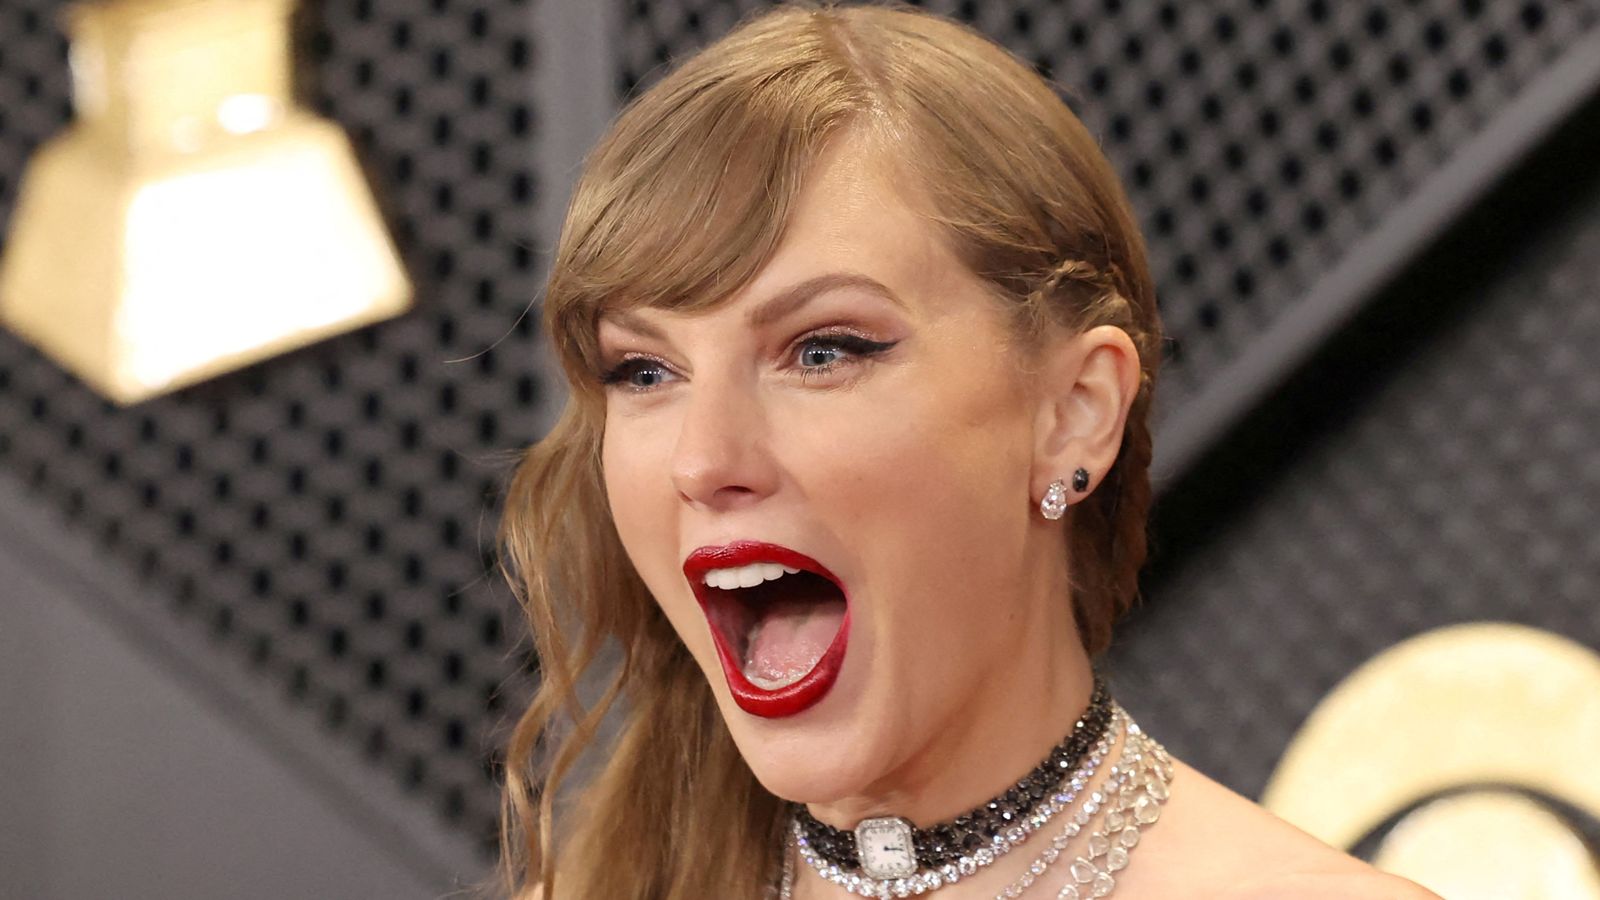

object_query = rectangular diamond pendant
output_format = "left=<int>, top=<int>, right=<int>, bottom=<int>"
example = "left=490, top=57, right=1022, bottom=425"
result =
left=855, top=816, right=918, bottom=879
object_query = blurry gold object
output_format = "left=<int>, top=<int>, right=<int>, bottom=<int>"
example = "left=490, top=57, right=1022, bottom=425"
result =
left=1374, top=790, right=1600, bottom=900
left=0, top=0, right=411, bottom=404
left=1263, top=622, right=1600, bottom=899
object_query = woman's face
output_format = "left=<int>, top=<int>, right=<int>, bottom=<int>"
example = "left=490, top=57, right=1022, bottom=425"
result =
left=597, top=137, right=1086, bottom=810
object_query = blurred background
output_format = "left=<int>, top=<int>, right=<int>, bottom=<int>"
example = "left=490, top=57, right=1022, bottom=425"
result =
left=1, top=1, right=1598, bottom=898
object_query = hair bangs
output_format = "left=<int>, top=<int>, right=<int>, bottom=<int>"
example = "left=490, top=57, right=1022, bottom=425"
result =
left=544, top=16, right=875, bottom=392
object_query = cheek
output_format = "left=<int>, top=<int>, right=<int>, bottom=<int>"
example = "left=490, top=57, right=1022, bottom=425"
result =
left=601, top=413, right=683, bottom=602
left=600, top=413, right=728, bottom=667
left=813, top=384, right=1031, bottom=722
left=794, top=358, right=1034, bottom=607
left=870, top=343, right=1027, bottom=500
left=599, top=420, right=640, bottom=538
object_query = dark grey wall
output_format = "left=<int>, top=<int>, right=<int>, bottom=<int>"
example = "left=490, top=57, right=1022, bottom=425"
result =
left=0, top=472, right=452, bottom=900
left=1109, top=100, right=1600, bottom=800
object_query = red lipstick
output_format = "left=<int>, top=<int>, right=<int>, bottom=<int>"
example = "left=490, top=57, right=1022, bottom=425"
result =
left=683, top=541, right=850, bottom=718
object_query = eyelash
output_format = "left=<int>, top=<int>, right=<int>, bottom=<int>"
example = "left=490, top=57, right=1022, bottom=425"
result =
left=599, top=332, right=898, bottom=392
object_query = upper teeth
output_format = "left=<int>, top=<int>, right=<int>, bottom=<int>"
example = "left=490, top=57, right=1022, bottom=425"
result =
left=703, top=562, right=802, bottom=590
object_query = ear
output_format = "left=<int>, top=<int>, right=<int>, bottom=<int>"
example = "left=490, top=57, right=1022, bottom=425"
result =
left=1031, top=324, right=1142, bottom=505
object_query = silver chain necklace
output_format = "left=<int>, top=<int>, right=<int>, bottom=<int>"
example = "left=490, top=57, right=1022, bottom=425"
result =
left=776, top=704, right=1171, bottom=900
left=1035, top=714, right=1169, bottom=899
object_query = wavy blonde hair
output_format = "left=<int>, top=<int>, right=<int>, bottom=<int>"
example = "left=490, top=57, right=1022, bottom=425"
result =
left=496, top=3, right=1163, bottom=897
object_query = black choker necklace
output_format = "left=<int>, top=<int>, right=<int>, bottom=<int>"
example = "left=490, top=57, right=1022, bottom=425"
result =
left=793, top=675, right=1113, bottom=877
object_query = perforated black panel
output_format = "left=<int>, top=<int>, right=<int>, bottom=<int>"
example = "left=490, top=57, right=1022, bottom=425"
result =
left=618, top=0, right=1600, bottom=410
left=0, top=0, right=542, bottom=855
left=1106, top=136, right=1600, bottom=803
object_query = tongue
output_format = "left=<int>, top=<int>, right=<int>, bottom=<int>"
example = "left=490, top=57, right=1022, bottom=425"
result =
left=744, top=597, right=846, bottom=686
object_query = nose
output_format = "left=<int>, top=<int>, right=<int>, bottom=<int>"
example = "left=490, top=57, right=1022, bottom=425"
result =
left=670, top=372, right=778, bottom=510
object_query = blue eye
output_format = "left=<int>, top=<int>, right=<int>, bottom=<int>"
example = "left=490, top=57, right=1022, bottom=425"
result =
left=600, top=357, right=675, bottom=391
left=799, top=343, right=847, bottom=368
left=629, top=366, right=666, bottom=388
left=795, top=334, right=897, bottom=373
left=599, top=334, right=898, bottom=392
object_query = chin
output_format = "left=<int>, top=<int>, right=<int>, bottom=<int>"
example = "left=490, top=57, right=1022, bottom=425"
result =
left=701, top=642, right=896, bottom=809
left=725, top=706, right=892, bottom=807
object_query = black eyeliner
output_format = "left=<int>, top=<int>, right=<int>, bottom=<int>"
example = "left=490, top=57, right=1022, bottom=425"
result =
left=804, top=333, right=899, bottom=355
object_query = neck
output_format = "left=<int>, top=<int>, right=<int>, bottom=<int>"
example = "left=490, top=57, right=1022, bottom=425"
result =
left=803, top=561, right=1098, bottom=830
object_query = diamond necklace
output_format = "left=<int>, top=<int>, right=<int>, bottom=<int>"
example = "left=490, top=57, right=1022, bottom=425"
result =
left=794, top=676, right=1113, bottom=879
left=1001, top=709, right=1170, bottom=900
left=790, top=707, right=1120, bottom=896
left=777, top=704, right=1172, bottom=900
left=789, top=710, right=1120, bottom=897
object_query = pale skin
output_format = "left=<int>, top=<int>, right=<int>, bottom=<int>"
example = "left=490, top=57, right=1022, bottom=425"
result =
left=593, top=133, right=1442, bottom=900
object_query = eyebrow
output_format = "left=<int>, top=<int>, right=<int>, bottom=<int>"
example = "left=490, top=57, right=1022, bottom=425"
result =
left=747, top=272, right=905, bottom=326
left=599, top=272, right=904, bottom=340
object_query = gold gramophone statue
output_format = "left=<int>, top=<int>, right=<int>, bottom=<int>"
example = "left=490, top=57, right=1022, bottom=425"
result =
left=0, top=0, right=411, bottom=404
left=1265, top=622, right=1600, bottom=899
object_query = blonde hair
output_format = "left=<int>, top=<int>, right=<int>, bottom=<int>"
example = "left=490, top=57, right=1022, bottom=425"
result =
left=496, top=4, right=1162, bottom=897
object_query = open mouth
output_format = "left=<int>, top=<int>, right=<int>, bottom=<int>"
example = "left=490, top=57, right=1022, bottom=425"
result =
left=703, top=566, right=847, bottom=689
left=684, top=542, right=851, bottom=718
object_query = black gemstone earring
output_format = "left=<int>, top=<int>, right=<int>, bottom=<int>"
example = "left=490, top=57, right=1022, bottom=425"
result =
left=1071, top=467, right=1090, bottom=492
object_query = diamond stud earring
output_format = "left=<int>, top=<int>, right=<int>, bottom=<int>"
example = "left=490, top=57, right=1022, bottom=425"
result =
left=1040, top=480, right=1069, bottom=520
left=1041, top=468, right=1093, bottom=520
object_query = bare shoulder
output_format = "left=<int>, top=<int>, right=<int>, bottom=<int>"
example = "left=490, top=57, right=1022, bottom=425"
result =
left=1216, top=867, right=1443, bottom=900
left=1124, top=754, right=1441, bottom=900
